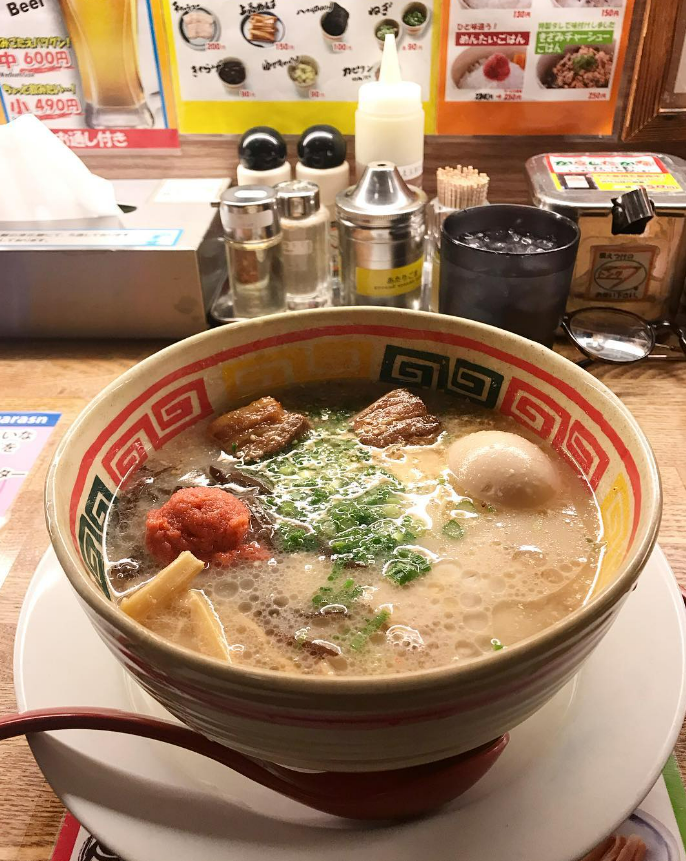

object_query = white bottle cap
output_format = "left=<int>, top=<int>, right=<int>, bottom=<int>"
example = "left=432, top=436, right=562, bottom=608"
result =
left=295, top=161, right=350, bottom=210
left=237, top=162, right=292, bottom=187
left=357, top=34, right=422, bottom=118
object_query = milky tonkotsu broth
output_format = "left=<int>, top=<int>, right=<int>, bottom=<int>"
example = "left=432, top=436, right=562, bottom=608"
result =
left=104, top=382, right=604, bottom=677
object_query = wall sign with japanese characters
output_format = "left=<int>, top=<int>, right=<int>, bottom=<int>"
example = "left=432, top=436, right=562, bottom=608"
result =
left=0, top=0, right=178, bottom=149
left=436, top=0, right=636, bottom=135
left=0, top=0, right=640, bottom=142
left=158, top=0, right=438, bottom=134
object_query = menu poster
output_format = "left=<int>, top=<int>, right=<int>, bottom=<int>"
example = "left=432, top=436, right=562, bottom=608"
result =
left=0, top=0, right=178, bottom=149
left=0, top=411, right=59, bottom=537
left=436, top=0, right=635, bottom=135
left=158, top=0, right=439, bottom=134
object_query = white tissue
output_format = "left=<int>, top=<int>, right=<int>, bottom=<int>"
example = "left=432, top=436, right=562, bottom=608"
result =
left=0, top=114, right=120, bottom=221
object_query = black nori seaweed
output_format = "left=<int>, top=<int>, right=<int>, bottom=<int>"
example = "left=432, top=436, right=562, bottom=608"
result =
left=322, top=2, right=349, bottom=36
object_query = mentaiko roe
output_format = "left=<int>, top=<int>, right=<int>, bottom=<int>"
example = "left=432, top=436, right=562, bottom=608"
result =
left=145, top=486, right=252, bottom=566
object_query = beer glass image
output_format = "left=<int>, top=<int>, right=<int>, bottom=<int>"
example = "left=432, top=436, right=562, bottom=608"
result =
left=59, top=0, right=154, bottom=128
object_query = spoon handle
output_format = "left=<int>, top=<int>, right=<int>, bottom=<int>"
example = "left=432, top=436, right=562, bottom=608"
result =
left=0, top=707, right=309, bottom=800
left=0, top=706, right=507, bottom=820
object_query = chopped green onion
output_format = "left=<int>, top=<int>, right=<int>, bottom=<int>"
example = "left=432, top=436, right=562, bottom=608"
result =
left=312, top=573, right=363, bottom=611
left=350, top=611, right=390, bottom=651
left=491, top=638, right=504, bottom=651
left=572, top=52, right=598, bottom=73
left=277, top=500, right=299, bottom=518
left=384, top=548, right=431, bottom=586
left=442, top=520, right=465, bottom=540
left=276, top=524, right=318, bottom=553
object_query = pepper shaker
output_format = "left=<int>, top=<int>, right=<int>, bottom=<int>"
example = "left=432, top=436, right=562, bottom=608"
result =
left=213, top=185, right=286, bottom=321
left=275, top=180, right=330, bottom=308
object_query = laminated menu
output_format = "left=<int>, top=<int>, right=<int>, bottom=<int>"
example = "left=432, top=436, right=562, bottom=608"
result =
left=159, top=0, right=437, bottom=134
left=0, top=411, right=59, bottom=533
left=0, top=0, right=639, bottom=141
left=436, top=0, right=636, bottom=135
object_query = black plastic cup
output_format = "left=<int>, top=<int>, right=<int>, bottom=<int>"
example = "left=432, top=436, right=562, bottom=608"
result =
left=439, top=204, right=580, bottom=347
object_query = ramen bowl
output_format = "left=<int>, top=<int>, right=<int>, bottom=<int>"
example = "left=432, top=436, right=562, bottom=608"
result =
left=45, top=307, right=660, bottom=773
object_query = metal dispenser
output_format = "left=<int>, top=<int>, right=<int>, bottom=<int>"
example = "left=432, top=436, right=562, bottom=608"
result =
left=527, top=152, right=686, bottom=320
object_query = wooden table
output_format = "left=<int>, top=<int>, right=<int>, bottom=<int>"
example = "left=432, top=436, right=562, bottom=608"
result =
left=0, top=338, right=685, bottom=860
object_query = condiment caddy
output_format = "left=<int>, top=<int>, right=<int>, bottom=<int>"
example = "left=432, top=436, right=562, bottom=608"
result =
left=217, top=43, right=686, bottom=347
left=527, top=152, right=686, bottom=322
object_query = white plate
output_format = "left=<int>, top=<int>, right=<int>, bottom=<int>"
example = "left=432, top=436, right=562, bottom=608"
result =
left=14, top=546, right=686, bottom=861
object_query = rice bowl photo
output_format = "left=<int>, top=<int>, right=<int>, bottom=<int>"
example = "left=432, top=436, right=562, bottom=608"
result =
left=451, top=47, right=526, bottom=91
left=537, top=44, right=615, bottom=89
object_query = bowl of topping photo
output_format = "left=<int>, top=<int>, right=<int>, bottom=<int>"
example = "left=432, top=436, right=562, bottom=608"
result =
left=241, top=11, right=284, bottom=47
left=179, top=7, right=220, bottom=50
left=537, top=43, right=615, bottom=89
left=321, top=1, right=350, bottom=42
left=288, top=55, right=319, bottom=92
left=375, top=18, right=401, bottom=48
left=451, top=47, right=527, bottom=91
left=402, top=2, right=430, bottom=36
left=216, top=57, right=247, bottom=92
left=45, top=307, right=660, bottom=810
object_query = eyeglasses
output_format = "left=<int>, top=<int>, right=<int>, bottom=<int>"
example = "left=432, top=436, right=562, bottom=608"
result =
left=563, top=307, right=686, bottom=367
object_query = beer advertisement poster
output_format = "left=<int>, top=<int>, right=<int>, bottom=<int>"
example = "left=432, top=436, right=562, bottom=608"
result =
left=0, top=0, right=179, bottom=149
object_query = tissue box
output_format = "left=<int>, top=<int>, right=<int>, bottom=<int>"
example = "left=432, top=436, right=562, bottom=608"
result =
left=0, top=178, right=228, bottom=339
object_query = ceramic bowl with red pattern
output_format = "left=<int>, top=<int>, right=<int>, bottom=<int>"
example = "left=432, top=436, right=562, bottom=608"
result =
left=45, top=308, right=660, bottom=773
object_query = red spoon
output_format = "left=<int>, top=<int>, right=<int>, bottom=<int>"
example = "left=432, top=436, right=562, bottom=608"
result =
left=0, top=707, right=508, bottom=820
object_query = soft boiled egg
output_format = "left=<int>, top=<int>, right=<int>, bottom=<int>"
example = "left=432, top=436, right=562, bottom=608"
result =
left=447, top=430, right=560, bottom=509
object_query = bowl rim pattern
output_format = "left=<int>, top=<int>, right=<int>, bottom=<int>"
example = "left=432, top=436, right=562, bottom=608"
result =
left=45, top=308, right=661, bottom=697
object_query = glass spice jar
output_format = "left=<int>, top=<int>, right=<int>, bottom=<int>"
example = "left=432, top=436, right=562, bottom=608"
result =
left=213, top=185, right=286, bottom=321
left=275, top=180, right=331, bottom=308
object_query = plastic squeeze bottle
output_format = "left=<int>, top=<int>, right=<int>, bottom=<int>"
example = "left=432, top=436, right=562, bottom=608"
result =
left=354, top=34, right=425, bottom=188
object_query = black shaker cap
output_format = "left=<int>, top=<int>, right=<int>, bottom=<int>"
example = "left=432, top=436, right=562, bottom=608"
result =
left=297, top=124, right=347, bottom=170
left=238, top=126, right=287, bottom=171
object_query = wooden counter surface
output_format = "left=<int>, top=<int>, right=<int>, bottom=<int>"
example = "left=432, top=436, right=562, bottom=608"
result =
left=0, top=337, right=685, bottom=859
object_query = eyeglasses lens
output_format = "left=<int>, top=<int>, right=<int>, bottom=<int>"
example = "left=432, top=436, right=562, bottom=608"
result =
left=568, top=308, right=654, bottom=363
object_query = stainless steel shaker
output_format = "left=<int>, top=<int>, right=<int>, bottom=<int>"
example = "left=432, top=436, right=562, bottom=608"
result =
left=336, top=162, right=427, bottom=309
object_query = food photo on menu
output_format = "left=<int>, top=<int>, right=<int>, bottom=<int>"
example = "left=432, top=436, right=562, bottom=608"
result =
left=2, top=0, right=686, bottom=860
